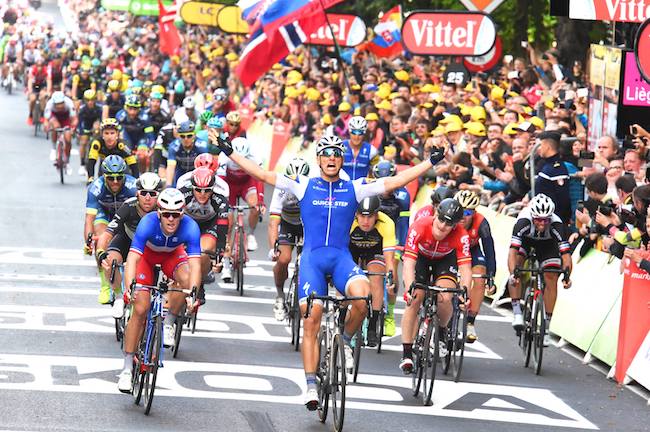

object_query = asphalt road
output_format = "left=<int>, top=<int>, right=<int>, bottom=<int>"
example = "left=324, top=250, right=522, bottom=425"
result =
left=1, top=6, right=649, bottom=432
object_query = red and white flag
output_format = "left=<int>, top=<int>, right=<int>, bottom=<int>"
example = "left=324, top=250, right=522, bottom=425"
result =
left=158, top=0, right=181, bottom=56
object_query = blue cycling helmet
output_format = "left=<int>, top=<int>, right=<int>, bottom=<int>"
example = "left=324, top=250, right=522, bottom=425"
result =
left=206, top=117, right=224, bottom=129
left=124, top=94, right=141, bottom=108
left=102, top=155, right=127, bottom=175
left=372, top=160, right=396, bottom=178
left=174, top=79, right=185, bottom=94
left=178, top=120, right=195, bottom=134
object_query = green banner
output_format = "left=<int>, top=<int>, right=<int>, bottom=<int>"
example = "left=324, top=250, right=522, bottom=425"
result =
left=101, top=0, right=175, bottom=16
left=101, top=0, right=131, bottom=11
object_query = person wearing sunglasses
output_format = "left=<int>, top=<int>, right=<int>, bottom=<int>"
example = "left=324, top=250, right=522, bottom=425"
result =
left=209, top=129, right=445, bottom=410
left=178, top=167, right=229, bottom=304
left=454, top=190, right=497, bottom=343
left=95, top=172, right=163, bottom=317
left=176, top=152, right=229, bottom=197
left=342, top=115, right=378, bottom=180
left=84, top=155, right=138, bottom=305
left=118, top=188, right=202, bottom=393
left=85, top=118, right=139, bottom=183
left=508, top=194, right=572, bottom=346
left=399, top=198, right=473, bottom=374
left=166, top=120, right=209, bottom=187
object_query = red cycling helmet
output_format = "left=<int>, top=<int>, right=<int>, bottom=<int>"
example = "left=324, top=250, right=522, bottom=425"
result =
left=194, top=153, right=218, bottom=173
left=191, top=166, right=215, bottom=188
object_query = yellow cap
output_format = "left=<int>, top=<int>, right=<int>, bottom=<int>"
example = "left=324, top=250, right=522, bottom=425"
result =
left=470, top=106, right=487, bottom=122
left=375, top=100, right=392, bottom=110
left=354, top=107, right=361, bottom=116
left=544, top=100, right=555, bottom=110
left=439, top=114, right=463, bottom=127
left=285, top=87, right=299, bottom=99
left=460, top=105, right=471, bottom=116
left=530, top=116, right=545, bottom=129
left=202, top=68, right=211, bottom=78
left=376, top=87, right=391, bottom=100
left=306, top=88, right=320, bottom=101
left=503, top=122, right=518, bottom=135
left=419, top=102, right=433, bottom=109
left=286, top=70, right=303, bottom=86
left=388, top=92, right=400, bottom=100
left=522, top=105, right=533, bottom=115
left=432, top=126, right=446, bottom=136
left=365, top=112, right=379, bottom=121
left=394, top=70, right=409, bottom=82
left=351, top=84, right=361, bottom=91
left=445, top=122, right=463, bottom=133
left=322, top=113, right=333, bottom=125
left=338, top=101, right=351, bottom=112
left=469, top=96, right=481, bottom=105
left=225, top=52, right=238, bottom=62
left=420, top=83, right=436, bottom=93
left=464, top=121, right=486, bottom=137
left=491, top=86, right=505, bottom=100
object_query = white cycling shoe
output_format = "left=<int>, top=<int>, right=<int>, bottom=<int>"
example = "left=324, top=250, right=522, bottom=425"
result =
left=247, top=234, right=258, bottom=251
left=304, top=388, right=319, bottom=411
left=163, top=324, right=175, bottom=348
left=273, top=297, right=287, bottom=321
left=221, top=265, right=232, bottom=283
left=49, top=149, right=56, bottom=161
left=112, top=297, right=124, bottom=319
left=117, top=369, right=132, bottom=394
left=78, top=166, right=87, bottom=177
left=512, top=312, right=524, bottom=331
left=344, top=344, right=354, bottom=372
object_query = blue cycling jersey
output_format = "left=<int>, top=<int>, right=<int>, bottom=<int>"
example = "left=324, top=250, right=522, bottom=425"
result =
left=342, top=140, right=377, bottom=180
left=86, top=175, right=137, bottom=222
left=115, top=109, right=155, bottom=149
left=129, top=211, right=202, bottom=257
left=167, top=138, right=209, bottom=185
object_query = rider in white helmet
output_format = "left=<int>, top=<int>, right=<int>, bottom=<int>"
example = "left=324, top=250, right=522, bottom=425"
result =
left=341, top=115, right=377, bottom=180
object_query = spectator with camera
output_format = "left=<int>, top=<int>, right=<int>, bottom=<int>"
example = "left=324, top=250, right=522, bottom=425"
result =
left=573, top=173, right=615, bottom=254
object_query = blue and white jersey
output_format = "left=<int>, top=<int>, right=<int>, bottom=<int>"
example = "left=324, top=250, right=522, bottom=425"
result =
left=342, top=140, right=377, bottom=180
left=129, top=212, right=202, bottom=257
left=275, top=174, right=386, bottom=252
left=85, top=175, right=137, bottom=218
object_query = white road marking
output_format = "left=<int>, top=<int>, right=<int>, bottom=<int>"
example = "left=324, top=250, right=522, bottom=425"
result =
left=0, top=353, right=598, bottom=429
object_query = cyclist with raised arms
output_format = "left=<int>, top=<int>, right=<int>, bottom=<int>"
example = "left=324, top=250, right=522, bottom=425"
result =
left=84, top=155, right=137, bottom=304
left=208, top=129, right=445, bottom=410
left=267, top=158, right=310, bottom=321
left=348, top=196, right=397, bottom=346
left=343, top=116, right=378, bottom=180
left=117, top=188, right=202, bottom=393
left=95, top=173, right=163, bottom=318
left=454, top=190, right=497, bottom=343
left=508, top=194, right=572, bottom=346
left=399, top=198, right=473, bottom=374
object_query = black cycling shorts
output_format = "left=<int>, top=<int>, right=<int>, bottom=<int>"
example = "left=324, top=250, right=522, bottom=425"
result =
left=278, top=220, right=303, bottom=246
left=107, top=232, right=132, bottom=260
left=414, top=253, right=458, bottom=285
left=517, top=238, right=561, bottom=268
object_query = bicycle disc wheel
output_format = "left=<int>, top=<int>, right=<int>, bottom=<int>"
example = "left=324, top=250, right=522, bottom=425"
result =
left=422, top=316, right=439, bottom=407
left=352, top=327, right=363, bottom=383
left=452, top=309, right=468, bottom=382
left=533, top=295, right=545, bottom=375
left=331, top=334, right=347, bottom=432
left=317, top=328, right=329, bottom=423
left=376, top=309, right=385, bottom=354
left=522, top=292, right=534, bottom=368
left=143, top=316, right=162, bottom=415
left=411, top=316, right=427, bottom=397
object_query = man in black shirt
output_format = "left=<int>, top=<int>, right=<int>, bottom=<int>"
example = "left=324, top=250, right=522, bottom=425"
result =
left=535, top=131, right=571, bottom=223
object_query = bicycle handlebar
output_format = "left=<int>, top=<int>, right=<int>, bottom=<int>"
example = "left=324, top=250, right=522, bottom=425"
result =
left=514, top=267, right=569, bottom=278
left=412, top=282, right=465, bottom=295
left=303, top=291, right=372, bottom=319
left=231, top=205, right=253, bottom=211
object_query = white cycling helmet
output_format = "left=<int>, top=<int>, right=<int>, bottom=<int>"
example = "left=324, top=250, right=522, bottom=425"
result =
left=157, top=188, right=185, bottom=211
left=183, top=96, right=195, bottom=109
left=52, top=91, right=65, bottom=104
left=529, top=194, right=555, bottom=218
left=454, top=190, right=480, bottom=210
left=316, top=134, right=344, bottom=155
left=286, top=157, right=310, bottom=177
left=348, top=116, right=368, bottom=134
left=232, top=137, right=250, bottom=158
left=136, top=172, right=164, bottom=192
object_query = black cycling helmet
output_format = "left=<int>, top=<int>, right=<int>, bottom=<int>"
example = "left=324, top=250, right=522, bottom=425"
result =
left=431, top=186, right=455, bottom=205
left=357, top=196, right=381, bottom=215
left=436, top=198, right=464, bottom=225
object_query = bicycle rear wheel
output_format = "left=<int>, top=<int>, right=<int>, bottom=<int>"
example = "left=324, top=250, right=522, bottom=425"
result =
left=533, top=294, right=545, bottom=375
left=317, top=328, right=329, bottom=423
left=411, top=316, right=428, bottom=397
left=289, top=273, right=300, bottom=351
left=143, top=315, right=162, bottom=415
left=331, top=334, right=347, bottom=432
left=421, top=316, right=439, bottom=407
left=352, top=326, right=363, bottom=383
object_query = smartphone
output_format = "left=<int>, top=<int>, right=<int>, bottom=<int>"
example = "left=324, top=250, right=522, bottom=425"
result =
left=507, top=71, right=519, bottom=79
left=577, top=88, right=589, bottom=98
left=630, top=125, right=639, bottom=136
left=576, top=200, right=585, bottom=213
left=521, top=41, right=528, bottom=48
left=558, top=89, right=566, bottom=100
left=580, top=150, right=595, bottom=159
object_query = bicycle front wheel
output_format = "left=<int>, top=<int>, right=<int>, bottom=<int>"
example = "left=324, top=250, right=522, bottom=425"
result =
left=289, top=273, right=300, bottom=351
left=172, top=315, right=184, bottom=358
left=57, top=142, right=65, bottom=184
left=422, top=316, right=440, bottom=407
left=331, top=334, right=347, bottom=432
left=143, top=315, right=162, bottom=415
left=411, top=316, right=428, bottom=397
left=352, top=326, right=363, bottom=383
left=533, top=294, right=546, bottom=375
left=452, top=307, right=468, bottom=382
left=522, top=290, right=534, bottom=368
left=234, top=228, right=245, bottom=296
left=376, top=309, right=385, bottom=354
left=317, top=328, right=329, bottom=423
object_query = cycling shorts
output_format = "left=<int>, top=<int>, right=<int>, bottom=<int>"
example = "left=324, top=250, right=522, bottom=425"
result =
left=414, top=253, right=458, bottom=285
left=223, top=175, right=257, bottom=206
left=517, top=238, right=561, bottom=269
left=471, top=246, right=486, bottom=268
left=107, top=232, right=131, bottom=260
left=197, top=217, right=220, bottom=242
left=278, top=220, right=302, bottom=246
left=50, top=115, right=72, bottom=128
left=135, top=245, right=188, bottom=286
left=298, top=247, right=367, bottom=304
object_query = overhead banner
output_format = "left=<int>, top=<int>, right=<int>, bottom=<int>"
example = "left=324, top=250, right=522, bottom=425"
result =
left=101, top=0, right=130, bottom=11
left=569, top=0, right=650, bottom=22
left=180, top=1, right=224, bottom=26
left=308, top=14, right=366, bottom=47
left=217, top=5, right=249, bottom=34
left=402, top=11, right=496, bottom=56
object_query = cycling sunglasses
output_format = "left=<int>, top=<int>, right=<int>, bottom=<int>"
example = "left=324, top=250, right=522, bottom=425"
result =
left=139, top=190, right=158, bottom=198
left=437, top=215, right=457, bottom=227
left=463, top=209, right=475, bottom=217
left=533, top=217, right=550, bottom=224
left=160, top=211, right=182, bottom=219
left=194, top=187, right=212, bottom=194
left=104, top=174, right=125, bottom=182
left=179, top=133, right=195, bottom=139
left=350, top=129, right=365, bottom=136
left=318, top=148, right=343, bottom=158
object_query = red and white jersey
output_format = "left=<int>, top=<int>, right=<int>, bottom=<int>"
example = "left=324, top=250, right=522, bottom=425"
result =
left=414, top=204, right=434, bottom=221
left=403, top=215, right=471, bottom=265
left=217, top=151, right=262, bottom=182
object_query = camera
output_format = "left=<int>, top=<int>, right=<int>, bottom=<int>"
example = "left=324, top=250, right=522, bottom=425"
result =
left=598, top=204, right=613, bottom=216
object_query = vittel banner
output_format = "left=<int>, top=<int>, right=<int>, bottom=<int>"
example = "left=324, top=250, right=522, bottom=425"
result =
left=569, top=0, right=650, bottom=22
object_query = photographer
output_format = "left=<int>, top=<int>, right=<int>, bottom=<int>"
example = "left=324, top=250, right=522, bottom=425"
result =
left=603, top=185, right=650, bottom=259
left=573, top=173, right=615, bottom=255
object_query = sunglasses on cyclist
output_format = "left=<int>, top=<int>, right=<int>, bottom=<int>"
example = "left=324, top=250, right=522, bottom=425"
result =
left=463, top=209, right=475, bottom=217
left=104, top=174, right=125, bottom=182
left=227, top=122, right=239, bottom=127
left=318, top=148, right=343, bottom=158
left=350, top=129, right=365, bottom=136
left=194, top=187, right=213, bottom=194
left=179, top=133, right=195, bottom=139
left=139, top=190, right=158, bottom=198
left=437, top=216, right=457, bottom=227
left=160, top=211, right=182, bottom=219
left=533, top=217, right=550, bottom=224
